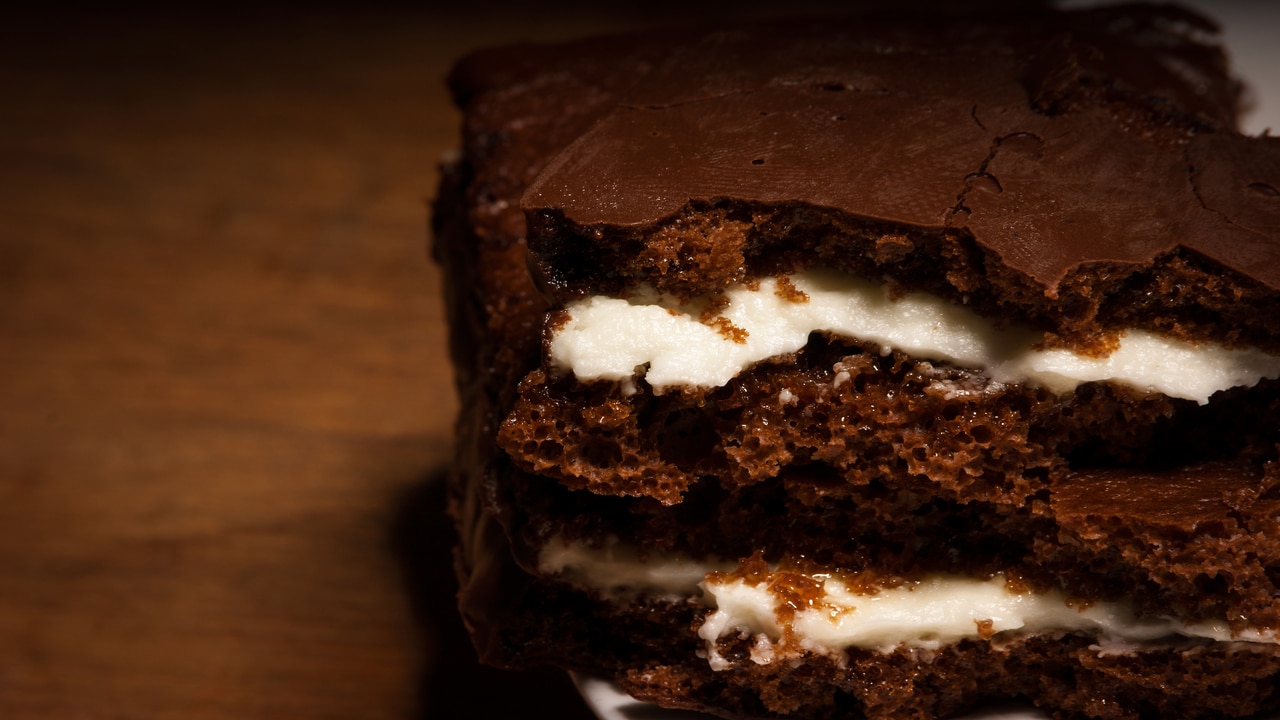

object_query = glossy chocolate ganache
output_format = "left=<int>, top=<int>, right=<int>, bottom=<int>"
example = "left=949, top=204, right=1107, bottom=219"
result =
left=436, top=5, right=1280, bottom=720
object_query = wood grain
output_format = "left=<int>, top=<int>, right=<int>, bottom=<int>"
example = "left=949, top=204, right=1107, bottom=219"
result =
left=0, top=7, right=650, bottom=719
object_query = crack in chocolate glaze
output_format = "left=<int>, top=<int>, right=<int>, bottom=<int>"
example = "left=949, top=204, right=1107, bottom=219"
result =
left=969, top=105, right=987, bottom=132
left=1186, top=146, right=1223, bottom=223
left=950, top=130, right=1048, bottom=230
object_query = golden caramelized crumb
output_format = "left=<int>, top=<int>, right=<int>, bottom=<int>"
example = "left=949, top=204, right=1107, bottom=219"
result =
left=872, top=234, right=915, bottom=264
left=768, top=571, right=826, bottom=615
left=706, top=315, right=749, bottom=344
left=1038, top=330, right=1123, bottom=358
left=774, top=274, right=810, bottom=304
left=698, top=293, right=732, bottom=322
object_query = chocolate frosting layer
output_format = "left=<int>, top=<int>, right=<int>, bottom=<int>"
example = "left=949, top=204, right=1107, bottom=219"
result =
left=522, top=8, right=1279, bottom=296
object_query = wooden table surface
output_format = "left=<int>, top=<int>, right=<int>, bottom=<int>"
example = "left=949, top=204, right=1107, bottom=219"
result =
left=0, top=7, right=676, bottom=719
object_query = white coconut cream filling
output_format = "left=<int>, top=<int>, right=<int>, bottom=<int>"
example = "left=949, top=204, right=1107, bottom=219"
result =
left=697, top=574, right=1278, bottom=670
left=538, top=538, right=1279, bottom=670
left=539, top=536, right=738, bottom=601
left=548, top=268, right=1280, bottom=404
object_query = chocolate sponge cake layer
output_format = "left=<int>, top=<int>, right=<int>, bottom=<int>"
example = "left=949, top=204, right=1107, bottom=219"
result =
left=495, top=459, right=1280, bottom=632
left=501, top=342, right=1280, bottom=503
left=460, top=458, right=1280, bottom=720
left=434, top=5, right=1280, bottom=719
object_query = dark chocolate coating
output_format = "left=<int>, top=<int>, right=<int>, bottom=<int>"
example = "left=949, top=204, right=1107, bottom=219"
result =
left=521, top=10, right=1278, bottom=304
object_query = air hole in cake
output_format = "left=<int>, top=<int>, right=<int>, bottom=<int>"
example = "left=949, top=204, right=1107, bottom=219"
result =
left=1195, top=573, right=1229, bottom=597
left=781, top=461, right=845, bottom=496
left=971, top=425, right=994, bottom=444
left=536, top=441, right=562, bottom=462
left=851, top=370, right=870, bottom=394
left=583, top=438, right=621, bottom=469
left=655, top=407, right=719, bottom=469
left=619, top=453, right=640, bottom=472
left=1265, top=565, right=1280, bottom=588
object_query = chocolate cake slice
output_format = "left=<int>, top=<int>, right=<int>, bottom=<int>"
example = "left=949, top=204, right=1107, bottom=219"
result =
left=433, top=5, right=1280, bottom=719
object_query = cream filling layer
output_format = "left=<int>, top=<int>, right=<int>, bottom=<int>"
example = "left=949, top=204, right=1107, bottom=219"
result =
left=538, top=538, right=1279, bottom=670
left=539, top=536, right=738, bottom=601
left=698, top=574, right=1276, bottom=669
left=548, top=269, right=1280, bottom=404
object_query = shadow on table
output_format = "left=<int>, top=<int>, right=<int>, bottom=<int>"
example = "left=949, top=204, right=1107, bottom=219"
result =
left=391, top=471, right=597, bottom=720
